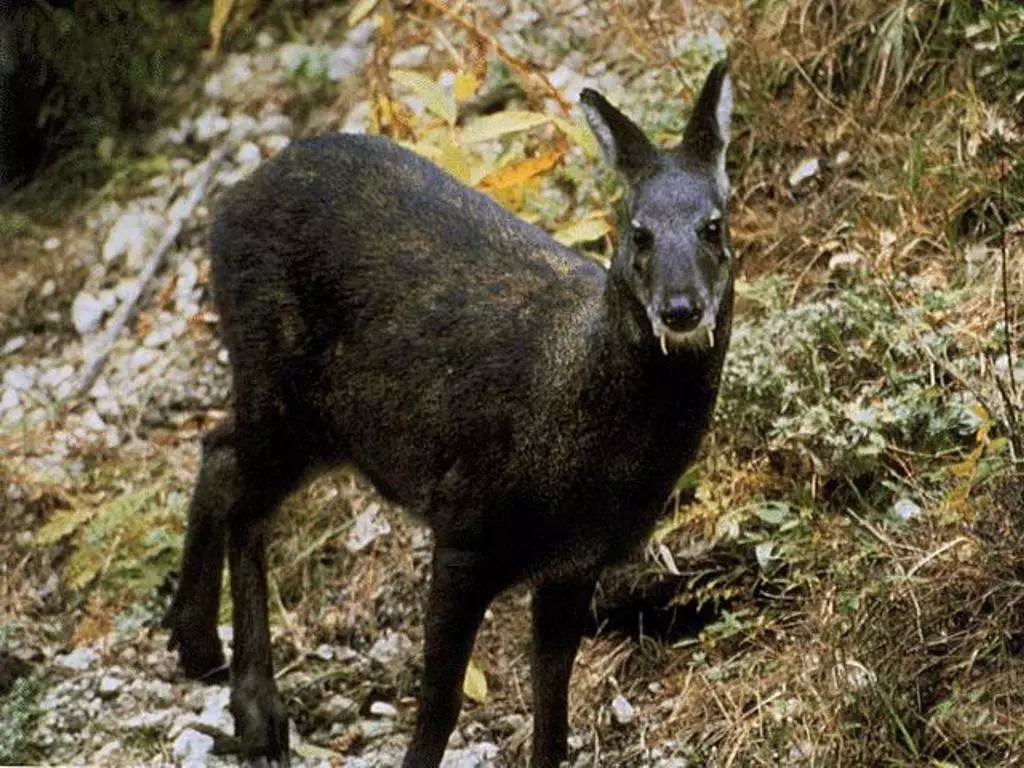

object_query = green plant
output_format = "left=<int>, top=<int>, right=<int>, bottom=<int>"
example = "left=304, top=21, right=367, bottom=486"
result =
left=35, top=480, right=186, bottom=597
left=0, top=627, right=42, bottom=765
left=717, top=272, right=1009, bottom=509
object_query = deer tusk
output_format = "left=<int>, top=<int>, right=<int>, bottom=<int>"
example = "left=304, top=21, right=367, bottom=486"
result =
left=659, top=332, right=669, bottom=356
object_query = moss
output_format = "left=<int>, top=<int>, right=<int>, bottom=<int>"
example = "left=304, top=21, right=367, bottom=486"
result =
left=3, top=0, right=208, bottom=208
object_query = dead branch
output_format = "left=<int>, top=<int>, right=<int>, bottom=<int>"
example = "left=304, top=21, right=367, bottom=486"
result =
left=72, top=144, right=230, bottom=401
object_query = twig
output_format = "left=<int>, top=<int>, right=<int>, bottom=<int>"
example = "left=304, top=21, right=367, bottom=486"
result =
left=995, top=160, right=1022, bottom=461
left=417, top=0, right=572, bottom=115
left=905, top=536, right=969, bottom=579
left=72, top=145, right=229, bottom=400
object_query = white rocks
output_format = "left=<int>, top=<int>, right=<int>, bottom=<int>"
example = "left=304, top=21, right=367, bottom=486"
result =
left=3, top=364, right=35, bottom=390
left=257, top=113, right=294, bottom=136
left=369, top=701, right=398, bottom=718
left=235, top=141, right=262, bottom=167
left=124, top=707, right=176, bottom=730
left=127, top=348, right=160, bottom=371
left=441, top=742, right=500, bottom=768
left=0, top=388, right=20, bottom=415
left=194, top=685, right=234, bottom=733
left=610, top=693, right=636, bottom=725
left=172, top=728, right=215, bottom=765
left=312, top=643, right=335, bottom=661
left=2, top=335, right=26, bottom=354
left=328, top=43, right=368, bottom=81
left=43, top=236, right=61, bottom=251
left=81, top=409, right=107, bottom=433
left=92, top=740, right=122, bottom=762
left=279, top=42, right=324, bottom=74
left=346, top=502, right=390, bottom=552
left=55, top=647, right=100, bottom=672
left=390, top=44, right=430, bottom=69
left=97, top=675, right=123, bottom=699
left=260, top=134, right=292, bottom=156
left=342, top=100, right=371, bottom=134
left=175, top=257, right=200, bottom=305
left=193, top=108, right=231, bottom=142
left=894, top=498, right=921, bottom=521
left=320, top=693, right=359, bottom=722
left=102, top=208, right=165, bottom=270
left=229, top=113, right=259, bottom=141
left=204, top=54, right=256, bottom=99
left=71, top=292, right=106, bottom=335
left=368, top=630, right=413, bottom=666
left=38, top=364, right=75, bottom=400
left=788, top=157, right=821, bottom=187
left=142, top=324, right=176, bottom=349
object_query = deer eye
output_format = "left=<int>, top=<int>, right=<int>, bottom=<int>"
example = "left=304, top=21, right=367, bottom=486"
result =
left=699, top=218, right=722, bottom=243
left=632, top=225, right=654, bottom=251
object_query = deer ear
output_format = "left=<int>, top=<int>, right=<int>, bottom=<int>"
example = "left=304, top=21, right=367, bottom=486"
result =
left=679, top=62, right=733, bottom=195
left=580, top=88, right=659, bottom=183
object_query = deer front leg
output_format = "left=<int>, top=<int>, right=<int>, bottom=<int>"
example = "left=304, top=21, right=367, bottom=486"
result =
left=530, top=576, right=596, bottom=768
left=402, top=547, right=500, bottom=768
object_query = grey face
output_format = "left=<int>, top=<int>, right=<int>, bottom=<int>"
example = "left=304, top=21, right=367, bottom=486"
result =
left=580, top=63, right=733, bottom=353
left=624, top=166, right=732, bottom=351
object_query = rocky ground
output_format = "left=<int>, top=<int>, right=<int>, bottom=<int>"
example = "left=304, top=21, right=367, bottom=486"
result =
left=1, top=3, right=731, bottom=766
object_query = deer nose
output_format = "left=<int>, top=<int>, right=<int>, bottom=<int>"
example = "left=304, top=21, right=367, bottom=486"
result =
left=660, top=296, right=703, bottom=332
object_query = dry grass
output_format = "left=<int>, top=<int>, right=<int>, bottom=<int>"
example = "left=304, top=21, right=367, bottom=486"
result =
left=3, top=0, right=1022, bottom=764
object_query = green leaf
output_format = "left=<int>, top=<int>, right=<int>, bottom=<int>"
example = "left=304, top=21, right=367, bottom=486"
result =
left=391, top=69, right=456, bottom=126
left=295, top=743, right=342, bottom=760
left=754, top=503, right=790, bottom=526
left=65, top=547, right=106, bottom=590
left=460, top=111, right=551, bottom=144
left=553, top=115, right=599, bottom=157
left=35, top=507, right=94, bottom=546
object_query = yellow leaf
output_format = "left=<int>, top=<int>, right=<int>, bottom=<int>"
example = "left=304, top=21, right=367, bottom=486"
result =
left=209, top=0, right=235, bottom=54
left=552, top=115, right=600, bottom=158
left=454, top=72, right=479, bottom=103
left=463, top=659, right=488, bottom=704
left=391, top=69, right=456, bottom=126
left=492, top=184, right=527, bottom=213
left=460, top=111, right=551, bottom=144
left=347, top=0, right=378, bottom=26
left=554, top=215, right=612, bottom=246
left=477, top=150, right=564, bottom=192
left=35, top=507, right=94, bottom=547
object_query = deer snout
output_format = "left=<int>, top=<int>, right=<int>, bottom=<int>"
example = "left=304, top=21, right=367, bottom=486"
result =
left=660, top=295, right=704, bottom=332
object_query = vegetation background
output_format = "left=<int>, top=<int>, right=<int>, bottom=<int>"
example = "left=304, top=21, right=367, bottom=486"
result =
left=0, top=0, right=1022, bottom=765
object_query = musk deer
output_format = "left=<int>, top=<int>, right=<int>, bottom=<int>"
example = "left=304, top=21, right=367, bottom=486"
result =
left=162, top=62, right=735, bottom=767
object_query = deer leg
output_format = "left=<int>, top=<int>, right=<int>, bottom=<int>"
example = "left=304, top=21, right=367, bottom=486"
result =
left=227, top=511, right=291, bottom=767
left=530, top=576, right=596, bottom=768
left=164, top=421, right=237, bottom=682
left=402, top=547, right=500, bottom=768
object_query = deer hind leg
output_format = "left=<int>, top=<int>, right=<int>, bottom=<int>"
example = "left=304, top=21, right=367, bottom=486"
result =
left=164, top=420, right=238, bottom=682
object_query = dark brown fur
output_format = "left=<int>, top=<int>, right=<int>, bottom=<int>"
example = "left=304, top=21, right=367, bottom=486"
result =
left=163, top=64, right=735, bottom=768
